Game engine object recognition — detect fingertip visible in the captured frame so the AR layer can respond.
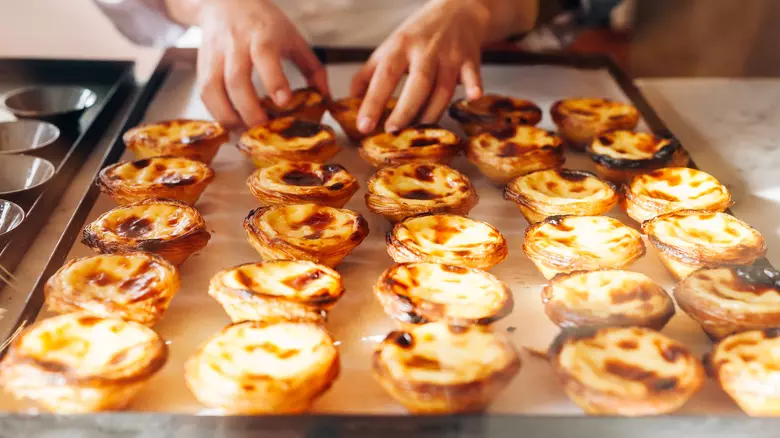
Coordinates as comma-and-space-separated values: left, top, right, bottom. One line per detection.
358, 116, 375, 134
467, 85, 483, 101
274, 89, 291, 107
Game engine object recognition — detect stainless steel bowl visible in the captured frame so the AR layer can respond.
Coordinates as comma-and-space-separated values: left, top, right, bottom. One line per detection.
0, 199, 25, 244
0, 155, 55, 201
2, 86, 97, 125
0, 120, 60, 155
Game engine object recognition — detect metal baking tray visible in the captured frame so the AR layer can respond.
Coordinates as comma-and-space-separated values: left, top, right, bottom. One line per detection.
0, 48, 777, 437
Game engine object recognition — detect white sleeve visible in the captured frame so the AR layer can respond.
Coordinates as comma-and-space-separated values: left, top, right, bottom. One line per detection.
93, 0, 187, 47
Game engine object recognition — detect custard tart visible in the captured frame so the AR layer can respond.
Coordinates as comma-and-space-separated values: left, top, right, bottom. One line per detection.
504, 169, 618, 224
82, 198, 210, 265
185, 320, 339, 413
366, 163, 478, 223
623, 167, 732, 223
387, 214, 507, 270
244, 203, 369, 268
209, 260, 344, 324
98, 156, 215, 206
329, 96, 397, 141
711, 328, 780, 416
44, 253, 180, 327
260, 87, 327, 123
674, 266, 780, 340
375, 262, 513, 328
643, 210, 766, 280
247, 162, 359, 208
373, 321, 520, 413
543, 270, 675, 331
237, 117, 340, 168
466, 125, 565, 184
123, 119, 227, 164
587, 130, 691, 183
0, 313, 167, 413
550, 98, 640, 150
360, 124, 461, 168
524, 215, 645, 279
448, 94, 542, 136
549, 326, 704, 416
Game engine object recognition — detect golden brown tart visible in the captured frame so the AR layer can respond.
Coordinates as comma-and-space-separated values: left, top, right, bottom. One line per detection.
260, 87, 327, 123
550, 98, 640, 151
643, 210, 766, 280
0, 313, 167, 413
504, 169, 618, 224
466, 125, 565, 184
123, 119, 227, 164
623, 167, 732, 223
209, 260, 344, 324
387, 214, 508, 270
711, 328, 780, 416
82, 198, 210, 265
448, 94, 542, 136
244, 203, 369, 268
360, 124, 461, 168
44, 253, 180, 327
542, 269, 675, 330
674, 265, 780, 340
524, 215, 645, 279
587, 130, 691, 183
375, 262, 513, 328
373, 321, 521, 413
98, 156, 215, 206
247, 162, 359, 208
328, 96, 397, 141
237, 117, 340, 168
185, 320, 339, 413
366, 163, 478, 223
549, 326, 704, 416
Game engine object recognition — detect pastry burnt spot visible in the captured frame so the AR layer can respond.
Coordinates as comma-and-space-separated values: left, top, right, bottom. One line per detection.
237, 117, 340, 168
550, 98, 639, 151
587, 131, 691, 183
260, 87, 327, 123
247, 162, 359, 208
449, 94, 542, 136
360, 124, 461, 168
123, 119, 227, 164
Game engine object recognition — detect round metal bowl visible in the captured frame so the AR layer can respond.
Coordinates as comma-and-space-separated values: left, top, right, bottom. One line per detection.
2, 86, 97, 125
0, 120, 60, 155
0, 155, 55, 201
0, 199, 25, 244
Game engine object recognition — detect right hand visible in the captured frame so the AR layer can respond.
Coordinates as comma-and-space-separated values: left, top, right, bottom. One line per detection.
195, 0, 329, 128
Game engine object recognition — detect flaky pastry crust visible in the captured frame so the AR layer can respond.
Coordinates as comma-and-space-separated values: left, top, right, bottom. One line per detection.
328, 96, 397, 141
449, 94, 542, 136
237, 117, 340, 168
260, 87, 327, 123
247, 162, 359, 208
122, 119, 227, 164
587, 130, 690, 182
360, 124, 462, 167
550, 98, 639, 150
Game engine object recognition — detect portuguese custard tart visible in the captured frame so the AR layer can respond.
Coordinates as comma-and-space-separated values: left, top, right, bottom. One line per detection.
0, 312, 167, 413
184, 319, 339, 413
550, 98, 640, 150
247, 161, 359, 208
375, 262, 513, 328
674, 266, 780, 340
524, 215, 645, 279
260, 87, 327, 123
711, 328, 780, 416
387, 214, 508, 270
466, 124, 565, 184
44, 253, 180, 327
643, 210, 766, 280
328, 96, 397, 141
360, 124, 461, 168
542, 269, 675, 331
448, 94, 542, 136
366, 163, 478, 223
123, 119, 227, 164
373, 321, 521, 413
243, 203, 369, 268
623, 167, 732, 223
209, 260, 344, 324
587, 130, 691, 183
504, 169, 618, 224
549, 326, 704, 416
82, 198, 211, 265
237, 117, 340, 168
98, 156, 215, 206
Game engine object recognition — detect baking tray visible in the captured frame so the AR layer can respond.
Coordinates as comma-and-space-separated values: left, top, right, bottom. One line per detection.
0, 48, 778, 437
0, 58, 134, 293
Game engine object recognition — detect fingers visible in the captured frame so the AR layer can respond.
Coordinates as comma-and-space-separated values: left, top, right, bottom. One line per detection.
224, 46, 268, 127
460, 59, 483, 101
350, 59, 377, 98
357, 52, 407, 134
289, 39, 330, 97
419, 65, 459, 124
197, 48, 242, 128
250, 40, 292, 107
384, 56, 437, 131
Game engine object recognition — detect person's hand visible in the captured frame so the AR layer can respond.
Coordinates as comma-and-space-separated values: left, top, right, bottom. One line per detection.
351, 0, 537, 133
194, 0, 329, 128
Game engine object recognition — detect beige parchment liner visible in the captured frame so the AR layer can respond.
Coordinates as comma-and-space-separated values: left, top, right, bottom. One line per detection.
0, 64, 743, 414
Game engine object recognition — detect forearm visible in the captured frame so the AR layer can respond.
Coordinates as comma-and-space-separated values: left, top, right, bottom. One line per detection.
473, 0, 540, 42
164, 0, 206, 26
